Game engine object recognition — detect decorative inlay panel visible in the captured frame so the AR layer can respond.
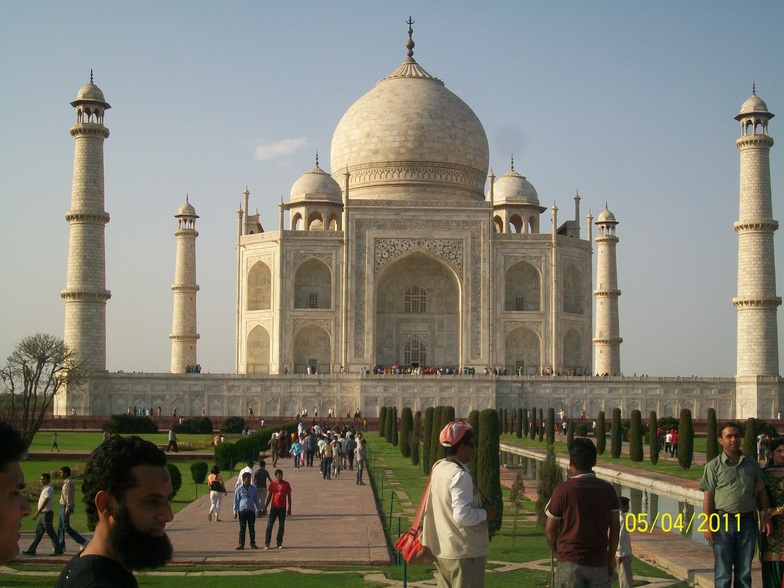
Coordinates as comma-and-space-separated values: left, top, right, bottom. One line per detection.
505, 321, 543, 336
293, 252, 333, 266
293, 319, 332, 337
375, 238, 463, 276
504, 255, 544, 272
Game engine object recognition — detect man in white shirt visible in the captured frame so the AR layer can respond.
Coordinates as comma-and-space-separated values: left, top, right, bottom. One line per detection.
23, 473, 62, 555
235, 460, 254, 489
616, 496, 633, 588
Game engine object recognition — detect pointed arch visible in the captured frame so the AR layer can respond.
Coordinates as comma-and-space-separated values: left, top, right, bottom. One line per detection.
307, 211, 324, 231
293, 323, 331, 374
246, 325, 270, 373
505, 260, 541, 311
247, 261, 272, 310
504, 326, 541, 375
493, 216, 504, 233
328, 214, 340, 231
508, 214, 524, 233
291, 212, 303, 231
563, 328, 584, 373
563, 263, 584, 314
294, 258, 332, 308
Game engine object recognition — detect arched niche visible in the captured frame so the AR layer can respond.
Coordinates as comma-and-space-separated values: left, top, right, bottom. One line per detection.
294, 258, 332, 309
246, 325, 270, 374
504, 326, 541, 375
563, 264, 584, 314
293, 323, 331, 374
247, 261, 272, 310
505, 261, 541, 311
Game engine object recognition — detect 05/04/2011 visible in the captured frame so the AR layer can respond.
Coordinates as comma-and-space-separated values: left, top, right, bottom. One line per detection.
624, 511, 742, 534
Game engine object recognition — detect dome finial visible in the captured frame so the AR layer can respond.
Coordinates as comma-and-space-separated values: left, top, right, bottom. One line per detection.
315, 150, 319, 168
90, 69, 94, 84
752, 82, 757, 96
510, 154, 515, 172
406, 16, 415, 59
186, 194, 189, 203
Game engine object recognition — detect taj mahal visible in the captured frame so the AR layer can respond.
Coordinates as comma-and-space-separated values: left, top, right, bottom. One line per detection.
55, 24, 781, 421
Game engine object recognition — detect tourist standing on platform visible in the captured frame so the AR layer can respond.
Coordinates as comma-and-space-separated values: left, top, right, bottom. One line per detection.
233, 472, 261, 550
545, 437, 620, 587
56, 466, 88, 552
23, 472, 63, 555
701, 422, 771, 588
0, 422, 32, 564
355, 438, 367, 485
421, 422, 496, 587
616, 496, 633, 588
263, 469, 292, 549
54, 435, 174, 587
760, 437, 784, 586
207, 465, 227, 522
253, 461, 273, 516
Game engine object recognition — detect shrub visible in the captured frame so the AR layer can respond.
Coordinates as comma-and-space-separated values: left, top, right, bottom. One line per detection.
566, 420, 575, 449
430, 406, 444, 468
400, 407, 413, 457
422, 407, 434, 475
706, 408, 718, 463
174, 417, 213, 435
221, 417, 246, 434
391, 407, 399, 447
411, 411, 422, 466
103, 414, 158, 434
214, 442, 234, 471
574, 423, 588, 436
649, 410, 659, 466
743, 417, 757, 459
190, 461, 208, 498
596, 411, 606, 455
537, 408, 544, 442
629, 410, 643, 462
546, 408, 556, 445
678, 409, 694, 470
468, 409, 480, 478
379, 406, 388, 438
517, 408, 524, 439
476, 408, 503, 538
384, 406, 394, 442
611, 408, 622, 458
167, 463, 182, 500
536, 445, 564, 530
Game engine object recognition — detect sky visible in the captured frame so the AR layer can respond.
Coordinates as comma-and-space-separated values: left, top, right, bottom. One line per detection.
1, 1, 783, 378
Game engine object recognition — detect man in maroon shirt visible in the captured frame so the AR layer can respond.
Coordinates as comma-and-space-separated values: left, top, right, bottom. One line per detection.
545, 438, 620, 587
263, 470, 292, 549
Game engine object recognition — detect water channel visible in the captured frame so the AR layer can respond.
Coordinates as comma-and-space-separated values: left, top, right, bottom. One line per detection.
500, 450, 708, 545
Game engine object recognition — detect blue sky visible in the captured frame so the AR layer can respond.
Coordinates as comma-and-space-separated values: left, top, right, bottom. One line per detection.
1, 1, 783, 377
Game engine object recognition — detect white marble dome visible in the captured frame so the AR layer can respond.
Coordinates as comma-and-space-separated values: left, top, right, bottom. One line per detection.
330, 56, 489, 202
739, 93, 770, 116
290, 162, 343, 204
494, 167, 539, 206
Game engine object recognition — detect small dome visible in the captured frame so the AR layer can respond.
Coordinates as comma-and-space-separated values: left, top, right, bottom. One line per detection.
735, 86, 773, 121
176, 197, 198, 218
71, 75, 110, 109
493, 168, 539, 206
289, 163, 343, 204
596, 208, 618, 225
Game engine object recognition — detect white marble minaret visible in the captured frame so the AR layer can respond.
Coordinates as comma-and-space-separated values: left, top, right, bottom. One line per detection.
169, 197, 200, 372
61, 74, 111, 373
734, 87, 780, 380
593, 207, 622, 376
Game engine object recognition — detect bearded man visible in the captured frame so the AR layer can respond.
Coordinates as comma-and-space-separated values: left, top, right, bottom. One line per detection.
55, 435, 174, 587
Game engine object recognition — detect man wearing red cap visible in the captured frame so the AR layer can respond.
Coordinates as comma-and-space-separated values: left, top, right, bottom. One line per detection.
421, 421, 498, 587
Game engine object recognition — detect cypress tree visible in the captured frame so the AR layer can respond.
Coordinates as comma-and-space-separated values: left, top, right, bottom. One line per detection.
516, 408, 524, 438
705, 408, 718, 463
546, 408, 556, 445
442, 406, 455, 429
430, 406, 445, 469
400, 407, 413, 457
629, 409, 643, 462
379, 406, 387, 438
391, 407, 399, 447
384, 406, 394, 441
422, 407, 434, 474
649, 410, 659, 466
468, 409, 480, 478
596, 411, 606, 455
537, 408, 544, 442
476, 408, 503, 538
536, 445, 564, 530
411, 410, 421, 465
743, 417, 757, 459
528, 407, 536, 440
566, 419, 575, 449
678, 408, 694, 470
611, 408, 622, 458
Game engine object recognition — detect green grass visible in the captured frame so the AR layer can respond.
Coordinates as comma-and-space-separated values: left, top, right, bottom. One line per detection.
29, 432, 217, 452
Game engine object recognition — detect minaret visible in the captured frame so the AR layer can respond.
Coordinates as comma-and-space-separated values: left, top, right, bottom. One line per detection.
734, 87, 780, 381
61, 73, 111, 373
170, 197, 200, 372
593, 206, 622, 376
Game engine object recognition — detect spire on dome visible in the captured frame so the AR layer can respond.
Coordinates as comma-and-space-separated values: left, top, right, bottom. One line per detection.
406, 16, 415, 59
315, 150, 319, 168
510, 154, 515, 172
381, 16, 442, 83
753, 82, 756, 96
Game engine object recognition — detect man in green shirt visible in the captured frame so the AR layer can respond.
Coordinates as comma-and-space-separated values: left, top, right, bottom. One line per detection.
700, 422, 771, 588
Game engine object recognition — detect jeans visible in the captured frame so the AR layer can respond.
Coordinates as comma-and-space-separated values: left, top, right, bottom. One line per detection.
554, 561, 610, 588
356, 461, 364, 484
306, 449, 315, 467
265, 507, 286, 547
237, 510, 256, 547
27, 511, 61, 553
56, 509, 87, 549
711, 511, 757, 588
322, 457, 333, 479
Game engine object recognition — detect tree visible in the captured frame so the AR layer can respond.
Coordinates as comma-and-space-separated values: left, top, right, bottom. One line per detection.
629, 410, 643, 462
0, 333, 87, 449
509, 471, 526, 551
649, 410, 659, 465
596, 411, 606, 455
678, 408, 694, 470
528, 407, 536, 440
536, 445, 564, 530
516, 408, 524, 439
400, 407, 413, 457
167, 463, 183, 501
430, 406, 444, 469
468, 409, 480, 478
390, 407, 399, 447
411, 410, 422, 466
379, 406, 387, 438
566, 419, 575, 449
611, 408, 622, 458
743, 417, 757, 459
476, 409, 503, 538
546, 408, 556, 445
705, 408, 718, 463
422, 407, 434, 474
537, 408, 544, 442
190, 461, 208, 498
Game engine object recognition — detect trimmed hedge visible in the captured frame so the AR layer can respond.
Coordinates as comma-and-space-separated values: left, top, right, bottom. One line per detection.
103, 414, 158, 434
400, 407, 413, 457
476, 408, 503, 538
